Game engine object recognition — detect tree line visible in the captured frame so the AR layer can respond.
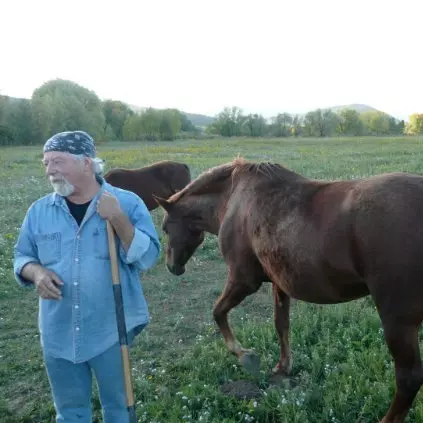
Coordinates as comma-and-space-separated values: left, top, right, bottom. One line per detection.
207, 106, 423, 138
0, 79, 199, 146
1, 79, 422, 146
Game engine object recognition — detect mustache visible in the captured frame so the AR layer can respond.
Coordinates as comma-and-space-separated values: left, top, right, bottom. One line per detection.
49, 176, 66, 183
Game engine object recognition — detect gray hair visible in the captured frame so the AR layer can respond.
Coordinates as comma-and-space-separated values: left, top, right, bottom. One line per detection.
71, 154, 106, 176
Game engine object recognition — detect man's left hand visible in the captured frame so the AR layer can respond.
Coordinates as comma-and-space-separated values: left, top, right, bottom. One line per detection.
96, 192, 122, 221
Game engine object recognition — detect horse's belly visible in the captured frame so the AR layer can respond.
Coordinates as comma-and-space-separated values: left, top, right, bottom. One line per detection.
274, 267, 369, 304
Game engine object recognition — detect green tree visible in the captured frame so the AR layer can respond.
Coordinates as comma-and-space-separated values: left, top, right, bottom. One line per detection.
243, 113, 267, 137
290, 115, 302, 136
31, 93, 55, 143
31, 79, 105, 142
336, 109, 363, 135
404, 113, 423, 135
159, 109, 182, 140
139, 108, 161, 140
360, 111, 390, 135
209, 107, 245, 137
102, 100, 134, 140
269, 113, 292, 137
303, 109, 339, 137
397, 120, 405, 134
0, 96, 33, 144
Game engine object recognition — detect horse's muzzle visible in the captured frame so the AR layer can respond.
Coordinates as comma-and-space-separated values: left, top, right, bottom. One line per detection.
167, 263, 185, 276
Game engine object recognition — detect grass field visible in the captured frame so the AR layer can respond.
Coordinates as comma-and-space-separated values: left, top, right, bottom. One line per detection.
1, 136, 423, 422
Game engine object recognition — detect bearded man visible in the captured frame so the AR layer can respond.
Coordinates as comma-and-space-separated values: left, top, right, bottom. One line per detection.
13, 130, 160, 422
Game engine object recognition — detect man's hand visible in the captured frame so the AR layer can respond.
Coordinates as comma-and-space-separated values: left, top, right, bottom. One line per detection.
21, 263, 63, 300
96, 192, 122, 221
34, 268, 64, 300
97, 191, 135, 251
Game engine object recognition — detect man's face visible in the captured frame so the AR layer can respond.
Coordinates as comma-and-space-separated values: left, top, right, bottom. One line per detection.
42, 151, 87, 196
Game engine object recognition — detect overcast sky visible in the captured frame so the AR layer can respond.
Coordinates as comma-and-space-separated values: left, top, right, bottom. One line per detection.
1, 0, 422, 120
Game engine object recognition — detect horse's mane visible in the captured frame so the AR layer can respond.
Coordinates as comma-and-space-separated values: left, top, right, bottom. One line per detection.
168, 156, 296, 203
232, 158, 287, 179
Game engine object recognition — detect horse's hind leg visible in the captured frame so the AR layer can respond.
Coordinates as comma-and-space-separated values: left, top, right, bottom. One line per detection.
272, 284, 292, 376
379, 321, 423, 423
212, 271, 262, 375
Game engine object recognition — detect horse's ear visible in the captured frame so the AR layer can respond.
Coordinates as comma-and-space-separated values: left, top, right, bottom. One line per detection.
153, 194, 173, 211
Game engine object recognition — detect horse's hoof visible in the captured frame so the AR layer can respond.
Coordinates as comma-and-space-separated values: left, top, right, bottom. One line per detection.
239, 351, 261, 376
272, 362, 291, 375
272, 362, 281, 374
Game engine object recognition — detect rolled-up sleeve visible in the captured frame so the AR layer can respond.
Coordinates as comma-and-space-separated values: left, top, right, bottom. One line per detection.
118, 197, 161, 271
13, 207, 39, 287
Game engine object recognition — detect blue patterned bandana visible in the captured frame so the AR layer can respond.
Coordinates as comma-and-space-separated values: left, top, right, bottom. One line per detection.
43, 131, 96, 158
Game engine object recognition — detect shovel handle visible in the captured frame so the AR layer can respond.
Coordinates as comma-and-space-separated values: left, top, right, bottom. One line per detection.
106, 221, 136, 422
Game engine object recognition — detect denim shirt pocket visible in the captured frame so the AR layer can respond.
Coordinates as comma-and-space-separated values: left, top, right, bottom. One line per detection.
93, 227, 110, 260
35, 232, 61, 265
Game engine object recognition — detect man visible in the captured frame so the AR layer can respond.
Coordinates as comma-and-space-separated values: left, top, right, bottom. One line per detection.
13, 130, 161, 422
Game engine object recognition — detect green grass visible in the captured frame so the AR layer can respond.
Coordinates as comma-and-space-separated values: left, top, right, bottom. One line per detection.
1, 136, 423, 422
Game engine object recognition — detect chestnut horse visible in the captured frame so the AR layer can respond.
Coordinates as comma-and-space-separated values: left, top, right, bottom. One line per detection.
154, 157, 423, 423
104, 160, 191, 210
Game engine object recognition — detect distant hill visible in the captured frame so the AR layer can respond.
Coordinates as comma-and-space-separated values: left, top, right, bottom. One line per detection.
329, 104, 381, 114
287, 104, 402, 122
183, 112, 215, 127
328, 104, 403, 121
295, 104, 387, 116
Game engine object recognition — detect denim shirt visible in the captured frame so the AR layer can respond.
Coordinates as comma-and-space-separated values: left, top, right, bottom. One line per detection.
13, 178, 161, 363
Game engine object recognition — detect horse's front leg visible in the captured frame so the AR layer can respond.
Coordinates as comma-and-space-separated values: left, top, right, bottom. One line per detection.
212, 269, 262, 375
272, 284, 292, 376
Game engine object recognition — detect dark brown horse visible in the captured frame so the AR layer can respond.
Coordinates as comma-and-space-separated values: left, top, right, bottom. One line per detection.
104, 160, 191, 210
154, 157, 423, 423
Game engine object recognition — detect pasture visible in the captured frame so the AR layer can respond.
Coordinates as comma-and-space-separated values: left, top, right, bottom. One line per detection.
1, 136, 423, 422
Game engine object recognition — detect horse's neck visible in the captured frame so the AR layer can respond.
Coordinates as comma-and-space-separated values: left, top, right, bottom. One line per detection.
189, 194, 222, 235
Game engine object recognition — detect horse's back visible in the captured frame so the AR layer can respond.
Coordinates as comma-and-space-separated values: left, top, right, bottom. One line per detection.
104, 161, 191, 209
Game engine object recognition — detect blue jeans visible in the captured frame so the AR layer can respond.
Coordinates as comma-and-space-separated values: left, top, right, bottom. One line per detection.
43, 334, 136, 423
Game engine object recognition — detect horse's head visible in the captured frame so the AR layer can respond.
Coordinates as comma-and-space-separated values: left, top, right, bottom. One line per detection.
154, 195, 205, 276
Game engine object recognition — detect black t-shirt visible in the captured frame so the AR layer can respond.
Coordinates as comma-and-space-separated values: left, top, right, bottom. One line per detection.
65, 198, 91, 226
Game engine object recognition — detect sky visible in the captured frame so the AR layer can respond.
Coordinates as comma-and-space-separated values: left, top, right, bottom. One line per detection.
1, 0, 422, 121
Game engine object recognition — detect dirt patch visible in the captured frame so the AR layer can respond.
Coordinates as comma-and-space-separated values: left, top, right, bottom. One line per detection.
220, 380, 263, 400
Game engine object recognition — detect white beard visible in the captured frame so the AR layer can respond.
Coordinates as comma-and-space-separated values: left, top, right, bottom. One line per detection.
50, 178, 75, 197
